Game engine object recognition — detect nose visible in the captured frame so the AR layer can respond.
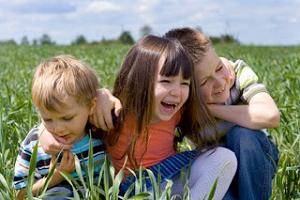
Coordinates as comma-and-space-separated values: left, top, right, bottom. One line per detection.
213, 76, 223, 89
47, 121, 65, 135
170, 83, 181, 96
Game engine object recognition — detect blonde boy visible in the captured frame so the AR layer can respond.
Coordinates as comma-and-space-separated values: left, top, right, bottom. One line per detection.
165, 27, 280, 200
13, 55, 105, 199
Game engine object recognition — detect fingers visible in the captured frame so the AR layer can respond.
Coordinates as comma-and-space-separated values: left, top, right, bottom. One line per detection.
98, 115, 108, 131
113, 97, 122, 117
50, 155, 57, 168
62, 151, 74, 164
59, 151, 75, 173
90, 110, 108, 130
103, 96, 122, 129
40, 128, 63, 155
90, 88, 122, 130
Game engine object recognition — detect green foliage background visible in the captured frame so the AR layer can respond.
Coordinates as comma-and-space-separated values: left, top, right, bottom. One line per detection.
0, 43, 299, 199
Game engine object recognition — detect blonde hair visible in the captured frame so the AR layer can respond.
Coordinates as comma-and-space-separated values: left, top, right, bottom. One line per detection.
32, 55, 99, 111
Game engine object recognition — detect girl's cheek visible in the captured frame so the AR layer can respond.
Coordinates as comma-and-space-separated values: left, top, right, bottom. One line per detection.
200, 87, 210, 102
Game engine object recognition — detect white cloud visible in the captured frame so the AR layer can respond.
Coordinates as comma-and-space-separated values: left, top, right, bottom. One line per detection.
0, 0, 299, 45
135, 0, 159, 12
85, 1, 122, 13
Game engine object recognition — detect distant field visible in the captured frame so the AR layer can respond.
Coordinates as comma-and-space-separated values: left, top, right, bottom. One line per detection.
0, 43, 299, 199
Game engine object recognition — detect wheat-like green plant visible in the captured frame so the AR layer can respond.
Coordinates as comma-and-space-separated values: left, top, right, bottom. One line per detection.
1, 43, 299, 199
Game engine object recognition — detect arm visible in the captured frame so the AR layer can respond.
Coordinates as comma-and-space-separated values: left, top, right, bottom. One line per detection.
89, 88, 122, 131
39, 88, 122, 154
39, 124, 72, 155
208, 92, 280, 129
17, 151, 75, 198
16, 189, 26, 200
16, 175, 63, 200
30, 170, 64, 196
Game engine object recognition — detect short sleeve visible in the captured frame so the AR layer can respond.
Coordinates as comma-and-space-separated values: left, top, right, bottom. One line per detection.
233, 60, 268, 103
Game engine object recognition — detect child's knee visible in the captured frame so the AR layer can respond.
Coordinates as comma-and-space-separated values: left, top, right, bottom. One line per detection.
226, 126, 268, 150
198, 147, 237, 176
214, 147, 237, 173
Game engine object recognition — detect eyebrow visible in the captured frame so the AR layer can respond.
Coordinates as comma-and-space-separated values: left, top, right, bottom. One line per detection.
200, 59, 223, 81
216, 59, 223, 67
62, 113, 75, 118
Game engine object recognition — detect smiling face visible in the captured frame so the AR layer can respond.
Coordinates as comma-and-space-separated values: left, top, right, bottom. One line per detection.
151, 56, 190, 123
195, 47, 234, 104
38, 96, 95, 145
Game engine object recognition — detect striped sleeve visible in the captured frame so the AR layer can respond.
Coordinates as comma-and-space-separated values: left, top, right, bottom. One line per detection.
13, 128, 39, 190
232, 59, 268, 103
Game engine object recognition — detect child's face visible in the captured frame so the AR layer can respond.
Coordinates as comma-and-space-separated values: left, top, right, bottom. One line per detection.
194, 47, 233, 104
38, 96, 95, 145
151, 56, 191, 123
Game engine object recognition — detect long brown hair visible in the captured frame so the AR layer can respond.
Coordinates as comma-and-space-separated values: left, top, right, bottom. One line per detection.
110, 35, 217, 167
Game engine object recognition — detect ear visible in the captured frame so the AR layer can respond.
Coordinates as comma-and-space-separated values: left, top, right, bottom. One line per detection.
88, 97, 97, 116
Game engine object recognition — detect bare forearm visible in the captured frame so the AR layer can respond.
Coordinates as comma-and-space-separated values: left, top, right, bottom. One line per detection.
209, 103, 279, 129
31, 170, 64, 196
16, 189, 26, 200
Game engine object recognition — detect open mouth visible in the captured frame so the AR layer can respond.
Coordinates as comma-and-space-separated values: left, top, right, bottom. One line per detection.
161, 101, 178, 110
60, 135, 70, 140
55, 134, 71, 144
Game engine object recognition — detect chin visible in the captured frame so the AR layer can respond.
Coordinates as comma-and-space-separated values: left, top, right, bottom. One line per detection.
213, 94, 229, 104
158, 115, 173, 122
209, 98, 226, 104
64, 137, 78, 145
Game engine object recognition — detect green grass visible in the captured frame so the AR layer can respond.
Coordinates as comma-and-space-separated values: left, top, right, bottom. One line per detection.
0, 43, 299, 199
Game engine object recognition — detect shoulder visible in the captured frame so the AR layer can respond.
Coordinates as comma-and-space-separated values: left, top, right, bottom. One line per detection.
220, 58, 251, 72
21, 126, 40, 147
72, 134, 105, 153
231, 59, 255, 74
229, 59, 258, 84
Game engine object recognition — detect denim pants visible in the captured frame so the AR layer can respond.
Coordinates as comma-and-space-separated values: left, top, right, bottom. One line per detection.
43, 182, 73, 200
222, 126, 279, 200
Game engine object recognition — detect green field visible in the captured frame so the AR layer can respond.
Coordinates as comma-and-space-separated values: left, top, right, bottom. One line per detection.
0, 43, 299, 199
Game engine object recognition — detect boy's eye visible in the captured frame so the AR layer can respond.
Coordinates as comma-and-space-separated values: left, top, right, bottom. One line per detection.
62, 116, 74, 121
43, 118, 52, 122
200, 79, 207, 86
216, 65, 223, 72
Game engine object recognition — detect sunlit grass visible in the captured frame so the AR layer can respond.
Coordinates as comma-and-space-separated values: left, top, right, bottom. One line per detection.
0, 43, 299, 199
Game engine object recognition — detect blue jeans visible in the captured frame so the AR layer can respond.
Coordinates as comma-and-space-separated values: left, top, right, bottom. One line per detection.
223, 126, 279, 200
43, 182, 73, 200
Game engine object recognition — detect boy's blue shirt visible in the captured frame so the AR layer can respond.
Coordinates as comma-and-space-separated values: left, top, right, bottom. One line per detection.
13, 126, 105, 190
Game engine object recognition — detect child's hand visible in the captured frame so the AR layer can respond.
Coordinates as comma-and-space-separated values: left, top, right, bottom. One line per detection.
39, 124, 72, 155
46, 151, 75, 187
53, 151, 75, 174
89, 88, 122, 131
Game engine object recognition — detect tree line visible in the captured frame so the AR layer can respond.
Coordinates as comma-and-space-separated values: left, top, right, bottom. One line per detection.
0, 25, 239, 46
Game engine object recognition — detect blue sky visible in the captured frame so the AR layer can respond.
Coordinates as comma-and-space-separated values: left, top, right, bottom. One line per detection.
0, 0, 299, 45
